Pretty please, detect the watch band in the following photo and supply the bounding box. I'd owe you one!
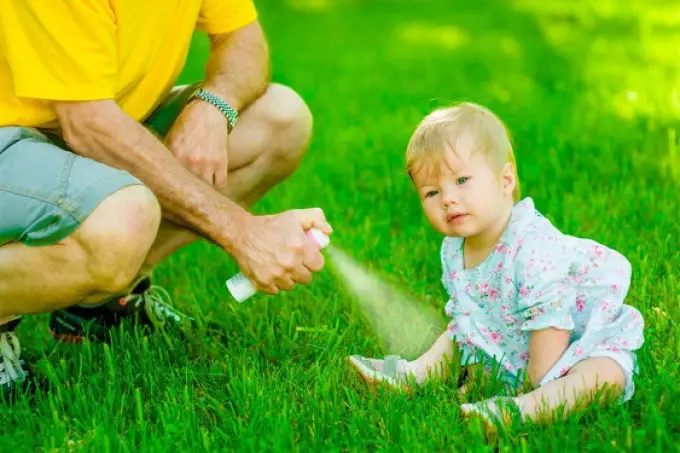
[190,88,238,131]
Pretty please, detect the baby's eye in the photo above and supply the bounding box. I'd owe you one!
[457,177,470,185]
[425,190,439,198]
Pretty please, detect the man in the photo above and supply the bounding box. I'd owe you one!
[0,0,332,396]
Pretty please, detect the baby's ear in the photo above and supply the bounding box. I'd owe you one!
[501,162,516,194]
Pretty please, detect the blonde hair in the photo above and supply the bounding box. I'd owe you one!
[406,102,521,202]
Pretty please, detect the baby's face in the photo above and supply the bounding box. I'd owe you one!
[412,134,512,238]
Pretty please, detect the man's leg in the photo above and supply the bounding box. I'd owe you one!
[0,186,160,320]
[142,83,313,269]
[0,127,161,322]
[0,128,160,322]
[0,127,161,394]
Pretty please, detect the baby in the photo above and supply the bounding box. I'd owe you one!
[348,103,644,431]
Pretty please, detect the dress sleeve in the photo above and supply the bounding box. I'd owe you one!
[514,235,576,332]
[444,309,484,367]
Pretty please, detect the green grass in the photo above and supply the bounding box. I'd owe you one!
[3,0,680,451]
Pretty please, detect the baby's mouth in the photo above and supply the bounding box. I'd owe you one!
[447,213,468,224]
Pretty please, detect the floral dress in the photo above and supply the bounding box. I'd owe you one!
[442,198,644,401]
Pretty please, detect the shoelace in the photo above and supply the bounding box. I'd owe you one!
[0,331,26,386]
[130,285,183,327]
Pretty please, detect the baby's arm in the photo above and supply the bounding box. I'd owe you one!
[527,328,570,387]
[408,331,454,383]
[513,234,576,389]
[410,331,485,395]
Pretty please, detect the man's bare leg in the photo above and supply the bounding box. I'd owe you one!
[143,83,313,269]
[0,185,161,322]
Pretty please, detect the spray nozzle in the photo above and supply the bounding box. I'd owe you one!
[306,228,330,250]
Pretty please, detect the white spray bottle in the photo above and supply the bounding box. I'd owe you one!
[226,228,331,303]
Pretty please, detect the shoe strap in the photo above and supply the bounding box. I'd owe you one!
[383,355,403,378]
[468,396,525,425]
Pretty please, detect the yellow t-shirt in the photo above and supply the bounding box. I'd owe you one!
[0,0,257,128]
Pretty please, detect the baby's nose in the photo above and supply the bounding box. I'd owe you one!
[441,189,458,206]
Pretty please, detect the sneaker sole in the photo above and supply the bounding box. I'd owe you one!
[49,329,85,344]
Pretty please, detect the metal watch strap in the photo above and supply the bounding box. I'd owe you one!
[190,88,238,131]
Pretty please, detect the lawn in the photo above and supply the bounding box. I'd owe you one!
[3,0,679,451]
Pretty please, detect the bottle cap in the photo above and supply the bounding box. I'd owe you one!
[226,273,256,302]
[306,228,330,250]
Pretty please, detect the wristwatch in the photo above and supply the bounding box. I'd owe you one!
[189,87,238,132]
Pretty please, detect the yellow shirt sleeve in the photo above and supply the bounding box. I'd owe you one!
[197,0,258,35]
[0,0,117,101]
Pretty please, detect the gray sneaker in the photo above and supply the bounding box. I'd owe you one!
[0,317,28,399]
[49,277,223,344]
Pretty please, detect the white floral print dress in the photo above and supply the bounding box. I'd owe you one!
[442,198,644,401]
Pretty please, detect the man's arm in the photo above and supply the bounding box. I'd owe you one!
[203,20,269,112]
[527,327,571,387]
[55,100,330,294]
[54,99,247,251]
[165,20,269,187]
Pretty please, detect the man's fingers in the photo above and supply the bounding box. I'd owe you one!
[203,169,215,186]
[214,163,228,189]
[272,274,296,291]
[291,263,313,285]
[250,271,280,295]
[302,243,325,272]
[297,207,333,234]
[256,282,279,295]
[233,209,334,300]
[183,156,210,185]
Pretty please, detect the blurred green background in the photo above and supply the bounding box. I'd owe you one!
[3,0,679,451]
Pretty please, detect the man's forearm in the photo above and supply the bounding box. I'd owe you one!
[203,21,270,112]
[55,100,248,252]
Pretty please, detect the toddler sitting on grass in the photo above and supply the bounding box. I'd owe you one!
[348,103,644,432]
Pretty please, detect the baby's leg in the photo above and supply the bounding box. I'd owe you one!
[515,357,626,422]
[349,332,454,389]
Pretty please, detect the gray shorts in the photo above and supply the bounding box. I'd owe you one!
[0,84,197,247]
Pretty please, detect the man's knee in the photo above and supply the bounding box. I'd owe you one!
[262,83,313,172]
[75,185,161,294]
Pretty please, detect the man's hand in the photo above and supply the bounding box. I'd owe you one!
[228,208,333,294]
[164,20,269,190]
[166,100,230,189]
